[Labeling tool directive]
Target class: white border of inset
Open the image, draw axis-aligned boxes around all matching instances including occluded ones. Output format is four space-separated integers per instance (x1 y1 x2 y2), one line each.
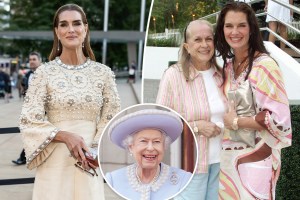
98 103 198 200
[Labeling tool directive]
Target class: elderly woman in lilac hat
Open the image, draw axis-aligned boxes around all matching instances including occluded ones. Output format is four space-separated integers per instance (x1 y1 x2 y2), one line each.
105 108 192 200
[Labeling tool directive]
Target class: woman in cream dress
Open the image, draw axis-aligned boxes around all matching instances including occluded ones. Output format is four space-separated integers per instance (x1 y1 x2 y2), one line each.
19 4 120 200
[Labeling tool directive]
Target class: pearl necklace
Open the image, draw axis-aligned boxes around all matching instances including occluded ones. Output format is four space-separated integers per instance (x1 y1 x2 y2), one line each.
55 57 90 70
135 165 160 185
127 163 170 200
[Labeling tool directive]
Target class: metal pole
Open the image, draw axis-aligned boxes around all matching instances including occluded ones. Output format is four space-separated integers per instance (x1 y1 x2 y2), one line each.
137 0 146 80
139 0 146 43
102 0 109 65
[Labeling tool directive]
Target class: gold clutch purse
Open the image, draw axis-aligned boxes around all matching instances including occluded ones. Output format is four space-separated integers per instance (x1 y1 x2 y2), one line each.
227 80 256 147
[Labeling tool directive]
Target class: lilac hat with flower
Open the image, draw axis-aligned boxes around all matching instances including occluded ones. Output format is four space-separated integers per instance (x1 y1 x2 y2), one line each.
108 109 183 149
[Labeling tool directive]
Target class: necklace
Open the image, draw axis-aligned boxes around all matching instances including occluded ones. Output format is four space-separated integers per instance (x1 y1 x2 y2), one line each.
55 57 90 70
127 163 170 200
233 56 249 79
234 56 248 70
135 165 160 185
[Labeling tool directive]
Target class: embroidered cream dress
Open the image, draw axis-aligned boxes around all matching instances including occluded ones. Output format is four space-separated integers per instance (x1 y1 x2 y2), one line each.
19 57 120 200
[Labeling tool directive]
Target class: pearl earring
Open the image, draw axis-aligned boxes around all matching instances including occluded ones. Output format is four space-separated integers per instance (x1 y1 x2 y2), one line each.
82 42 84 48
57 40 60 51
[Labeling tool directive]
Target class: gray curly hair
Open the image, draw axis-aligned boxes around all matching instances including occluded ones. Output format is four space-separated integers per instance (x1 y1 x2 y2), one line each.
122 131 172 151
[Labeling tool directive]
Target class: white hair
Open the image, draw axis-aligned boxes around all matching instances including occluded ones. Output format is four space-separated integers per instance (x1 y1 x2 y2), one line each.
122 131 172 151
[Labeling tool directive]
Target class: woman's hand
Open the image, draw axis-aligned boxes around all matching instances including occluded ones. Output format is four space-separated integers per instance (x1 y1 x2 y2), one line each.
224 100 238 130
87 158 99 168
195 120 222 138
54 131 89 168
85 149 99 168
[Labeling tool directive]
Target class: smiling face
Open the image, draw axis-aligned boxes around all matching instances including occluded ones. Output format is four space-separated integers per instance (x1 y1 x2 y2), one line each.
55 10 87 51
129 129 165 170
223 11 250 53
184 21 214 68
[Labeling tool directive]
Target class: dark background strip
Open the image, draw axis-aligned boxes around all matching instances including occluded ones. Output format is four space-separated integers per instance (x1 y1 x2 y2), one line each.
0 178 34 185
0 127 20 134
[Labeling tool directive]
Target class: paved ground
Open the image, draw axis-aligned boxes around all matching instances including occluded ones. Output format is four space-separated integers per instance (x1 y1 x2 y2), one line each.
0 78 140 200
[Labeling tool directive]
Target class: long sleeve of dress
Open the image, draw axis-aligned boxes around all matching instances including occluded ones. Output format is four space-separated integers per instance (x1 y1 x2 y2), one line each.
93 68 121 148
156 68 175 109
249 58 292 149
19 66 59 170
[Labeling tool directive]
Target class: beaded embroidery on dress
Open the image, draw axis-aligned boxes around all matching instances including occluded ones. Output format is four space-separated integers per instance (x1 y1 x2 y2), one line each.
19 58 120 200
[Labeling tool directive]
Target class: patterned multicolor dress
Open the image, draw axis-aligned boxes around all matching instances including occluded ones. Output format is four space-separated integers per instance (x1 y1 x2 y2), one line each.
219 54 292 200
19 57 120 200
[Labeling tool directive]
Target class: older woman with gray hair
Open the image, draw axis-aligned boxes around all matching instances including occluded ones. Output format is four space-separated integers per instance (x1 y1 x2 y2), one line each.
105 108 192 200
157 19 226 199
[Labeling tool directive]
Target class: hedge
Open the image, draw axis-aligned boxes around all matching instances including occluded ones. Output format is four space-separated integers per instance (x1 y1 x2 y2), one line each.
276 105 300 199
146 37 179 47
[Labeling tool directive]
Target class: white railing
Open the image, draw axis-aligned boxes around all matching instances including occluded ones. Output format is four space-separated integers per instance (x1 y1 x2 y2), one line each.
148 0 300 55
288 21 300 34
262 0 300 55
148 28 182 44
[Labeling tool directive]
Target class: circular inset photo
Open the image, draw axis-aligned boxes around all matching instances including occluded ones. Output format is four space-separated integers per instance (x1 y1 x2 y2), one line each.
98 103 198 200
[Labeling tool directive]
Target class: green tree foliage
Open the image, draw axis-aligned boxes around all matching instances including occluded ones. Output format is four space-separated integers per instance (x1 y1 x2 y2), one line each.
105 0 151 68
0 8 10 30
1 0 151 68
149 0 218 34
109 0 142 30
8 0 104 30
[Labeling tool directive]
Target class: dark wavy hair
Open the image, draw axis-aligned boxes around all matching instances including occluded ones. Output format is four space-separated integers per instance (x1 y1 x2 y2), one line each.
48 4 95 61
214 1 268 82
